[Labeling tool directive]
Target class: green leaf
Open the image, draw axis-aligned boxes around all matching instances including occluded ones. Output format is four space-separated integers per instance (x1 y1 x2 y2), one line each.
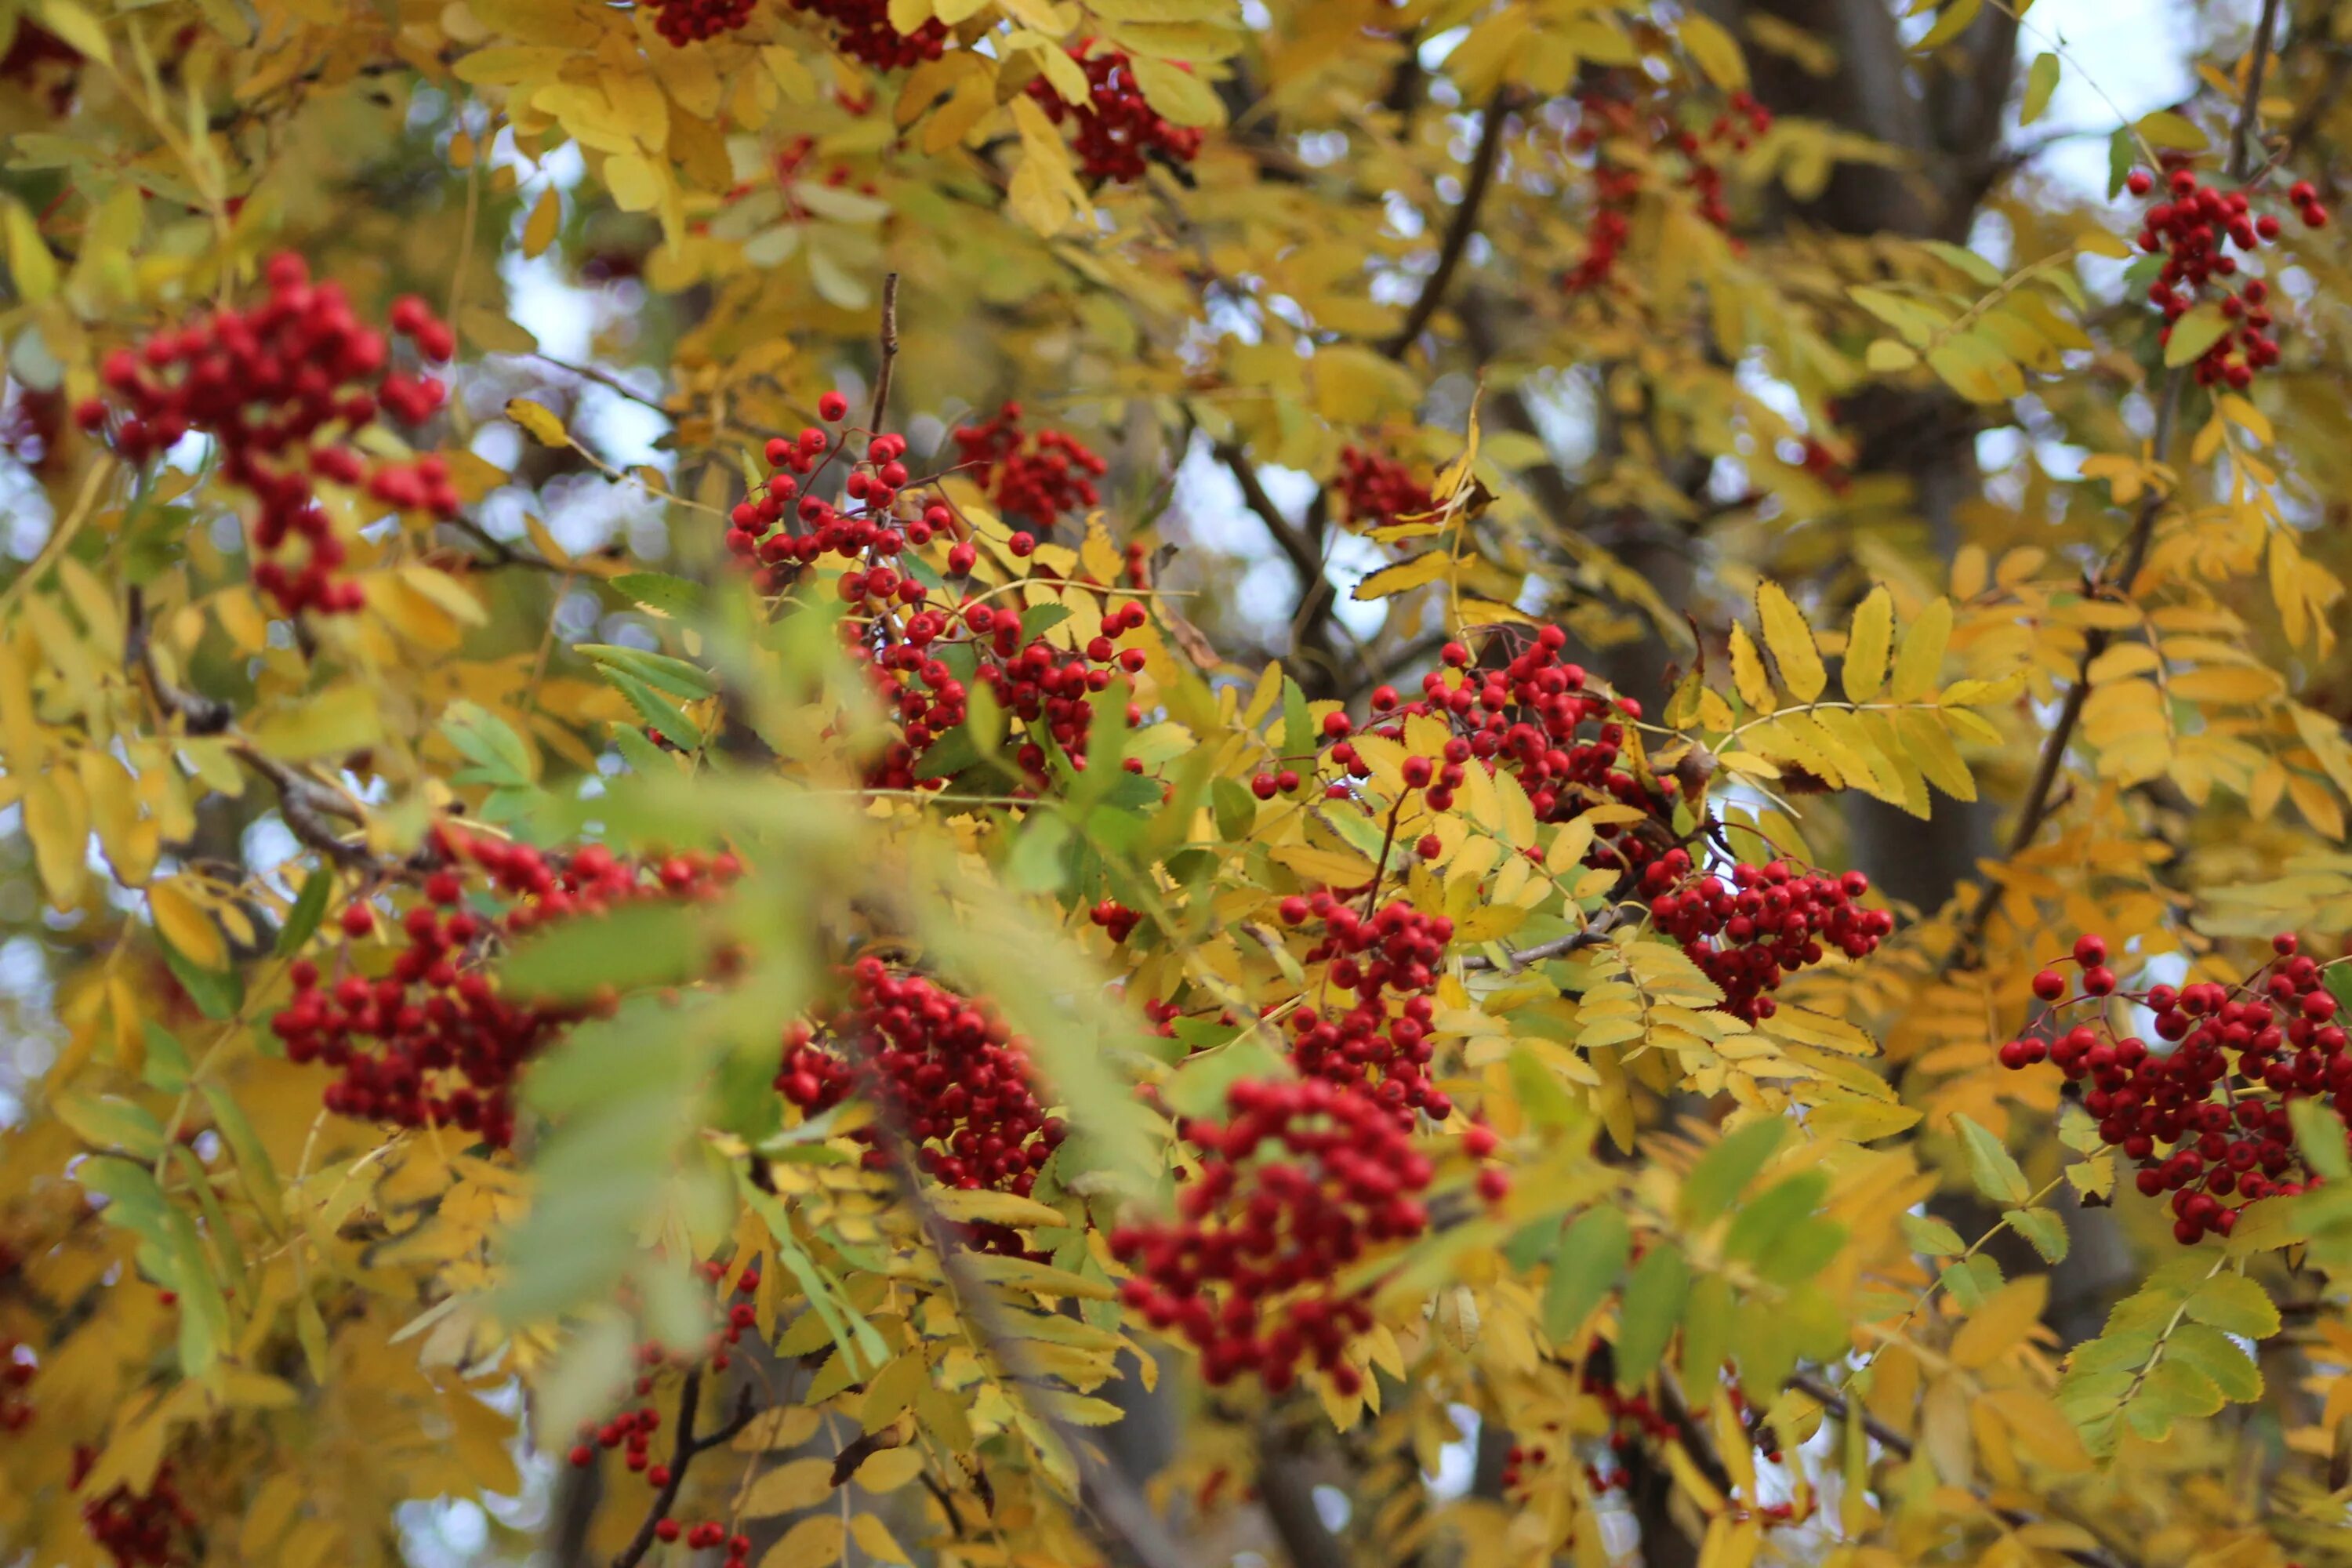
1161 1036 1283 1120
140 1022 191 1094
2163 303 2231 368
2107 126 2136 200
2183 1272 2279 1339
1900 1212 1965 1255
158 929 241 1020
275 865 336 956
2005 1206 2069 1263
1541 1207 1630 1344
2166 1322 2262 1403
1953 1112 2031 1205
606 671 702 752
2291 1095 2351 1180
1753 1217 1848 1287
53 1093 166 1160
912 725 983 784
1680 1118 1786 1225
502 899 712 1002
1005 812 1073 893
1613 1244 1690 1389
2020 51 2060 126
1211 778 1255 840
580 643 719 701
1726 1171 1828 1263
612 572 706 619
441 701 535 788
1280 677 1312 756
201 1083 284 1229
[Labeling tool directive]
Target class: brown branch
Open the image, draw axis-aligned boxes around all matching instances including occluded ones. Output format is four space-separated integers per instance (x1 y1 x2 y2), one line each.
448 515 564 574
527 354 673 418
869 272 901 434
1214 441 1351 695
1254 1417 1355 1568
2255 45 2352 186
1951 368 2184 966
1381 90 1511 359
2230 0 2287 180
1460 905 1627 972
611 1372 757 1568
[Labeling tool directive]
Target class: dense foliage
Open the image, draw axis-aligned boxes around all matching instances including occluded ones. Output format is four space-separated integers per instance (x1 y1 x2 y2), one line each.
4 1 2352 1566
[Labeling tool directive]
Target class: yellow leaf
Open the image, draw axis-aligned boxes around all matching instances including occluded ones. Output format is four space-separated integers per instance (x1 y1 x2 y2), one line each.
1727 622 1774 712
1679 13 1747 89
151 878 227 971
25 771 88 908
1842 586 1893 703
848 1515 910 1565
3 200 57 303
928 1189 1066 1229
38 0 110 63
603 152 664 213
1950 1276 2048 1370
1755 582 1825 702
506 398 572 448
757 1515 844 1568
1128 56 1225 128
1352 550 1452 602
855 1448 924 1492
742 1457 834 1516
2164 303 2230 368
1892 597 1951 703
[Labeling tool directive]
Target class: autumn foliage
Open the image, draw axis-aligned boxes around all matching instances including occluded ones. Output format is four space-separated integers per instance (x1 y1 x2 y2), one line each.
9 2 2352 1568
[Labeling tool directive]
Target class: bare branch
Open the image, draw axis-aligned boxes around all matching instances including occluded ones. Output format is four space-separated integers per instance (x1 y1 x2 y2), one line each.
2231 0 2287 180
1460 905 1628 973
611 1374 758 1568
869 272 902 434
1383 90 1511 359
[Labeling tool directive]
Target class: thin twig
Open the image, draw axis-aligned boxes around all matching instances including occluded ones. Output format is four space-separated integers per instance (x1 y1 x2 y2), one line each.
2230 0 2286 181
1214 441 1351 695
869 273 901 434
612 1372 759 1568
528 354 673 416
1460 906 1627 972
448 515 564 574
1383 90 1512 359
1951 368 2183 966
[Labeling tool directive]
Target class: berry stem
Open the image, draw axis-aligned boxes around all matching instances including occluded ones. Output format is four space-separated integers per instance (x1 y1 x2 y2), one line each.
610 1372 757 1568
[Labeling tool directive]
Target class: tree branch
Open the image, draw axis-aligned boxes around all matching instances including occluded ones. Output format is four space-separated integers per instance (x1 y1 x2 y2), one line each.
1950 368 2183 965
610 1372 757 1568
1215 441 1352 696
869 272 901 434
1460 905 1627 972
1382 90 1511 359
2231 0 2288 180
1254 1417 1354 1568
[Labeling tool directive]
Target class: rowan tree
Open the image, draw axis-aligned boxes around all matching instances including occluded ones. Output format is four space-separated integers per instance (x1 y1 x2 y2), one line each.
4 0 2352 1566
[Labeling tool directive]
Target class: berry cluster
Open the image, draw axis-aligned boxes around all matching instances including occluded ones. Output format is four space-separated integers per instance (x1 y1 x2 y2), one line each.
644 0 754 46
0 1341 31 1432
787 0 947 68
1025 46 1203 185
776 960 1065 1250
1562 82 1769 292
1332 445 1435 531
2125 163 2325 388
1110 1077 1439 1392
869 598 1150 793
273 829 742 1147
1272 895 1465 1126
951 401 1108 535
565 1265 757 1568
724 393 949 590
1998 933 2346 1243
73 1450 196 1568
76 253 456 615
1643 851 1888 1023
0 21 79 115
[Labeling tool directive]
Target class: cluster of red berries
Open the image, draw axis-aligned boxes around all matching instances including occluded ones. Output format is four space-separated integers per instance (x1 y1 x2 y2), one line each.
0 1341 32 1432
1110 1077 1441 1392
726 394 959 591
566 1267 757 1567
1352 630 1671 837
643 0 753 45
1090 899 1143 942
0 21 79 114
1562 82 1768 292
76 253 456 615
1642 851 1888 1023
951 402 1108 535
1025 46 1203 184
1795 436 1851 495
1332 445 1435 531
2125 163 2325 388
1272 895 1474 1127
274 829 742 1147
775 960 1066 1250
788 0 947 67
1998 933 2347 1243
73 1450 196 1568
867 598 1150 793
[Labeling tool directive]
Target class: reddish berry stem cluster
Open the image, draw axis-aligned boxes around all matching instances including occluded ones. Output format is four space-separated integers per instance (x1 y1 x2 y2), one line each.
1272 895 1462 1125
73 1450 196 1568
2126 162 2325 388
1111 1078 1437 1392
1562 81 1769 292
952 401 1107 535
1025 46 1203 184
1997 932 2346 1243
76 253 456 615
1332 446 1435 531
274 829 742 1146
776 959 1066 1252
